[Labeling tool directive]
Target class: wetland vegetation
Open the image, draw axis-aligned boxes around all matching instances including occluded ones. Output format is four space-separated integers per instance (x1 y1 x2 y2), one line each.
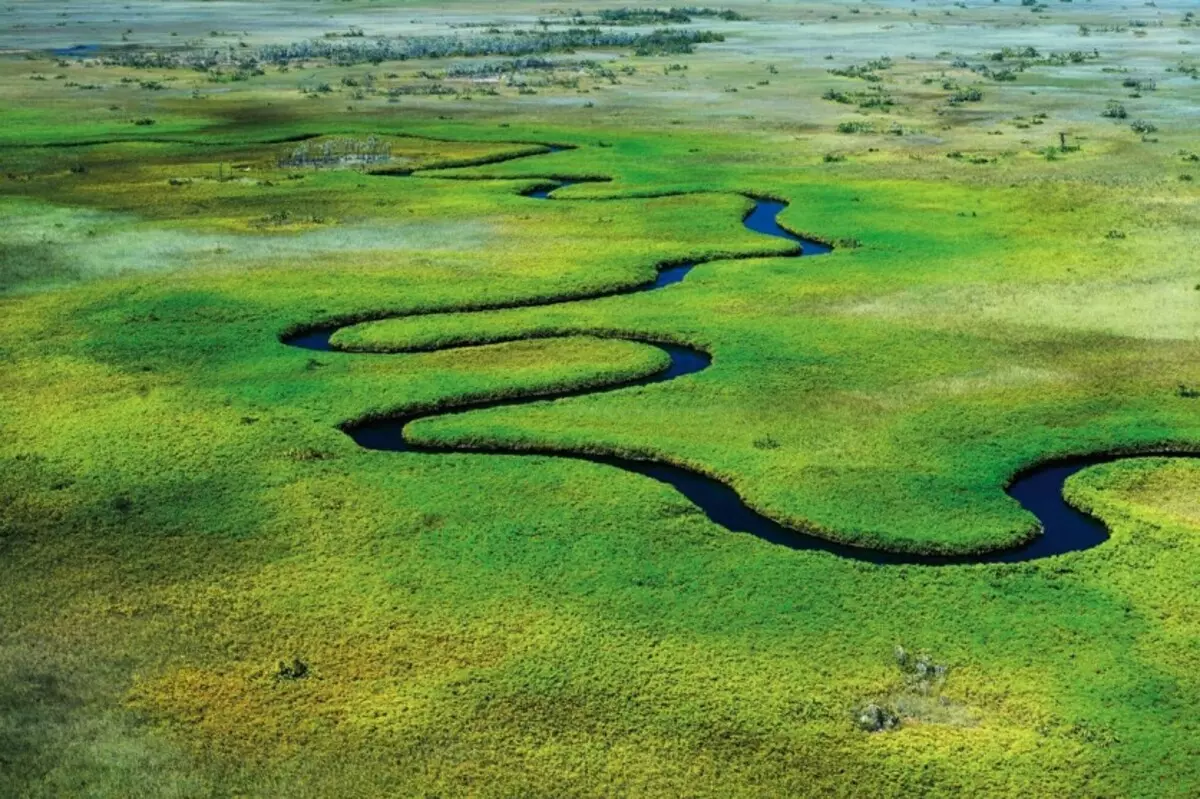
2 1 1199 796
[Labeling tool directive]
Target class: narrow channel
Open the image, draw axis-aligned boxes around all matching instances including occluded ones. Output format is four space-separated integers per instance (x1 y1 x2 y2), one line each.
283 141 1195 564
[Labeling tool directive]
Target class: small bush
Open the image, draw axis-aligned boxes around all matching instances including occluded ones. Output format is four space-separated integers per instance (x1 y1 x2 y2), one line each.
1101 100 1127 119
855 703 900 732
836 121 874 134
949 87 983 103
254 210 326 227
287 447 333 462
895 645 948 695
276 657 309 680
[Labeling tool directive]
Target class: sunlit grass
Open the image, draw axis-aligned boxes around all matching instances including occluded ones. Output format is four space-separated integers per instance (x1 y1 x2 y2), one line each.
3 2 1200 795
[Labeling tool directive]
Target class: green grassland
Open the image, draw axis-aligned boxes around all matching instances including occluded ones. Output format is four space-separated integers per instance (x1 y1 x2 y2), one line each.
2 1 1200 796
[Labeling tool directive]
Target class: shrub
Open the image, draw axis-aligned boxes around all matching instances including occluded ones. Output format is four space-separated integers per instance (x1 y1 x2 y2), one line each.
895 645 948 695
1122 76 1156 91
836 120 874 134
1101 100 1127 119
1130 119 1157 134
855 703 900 732
949 87 983 103
287 447 333 461
276 657 309 680
827 58 892 82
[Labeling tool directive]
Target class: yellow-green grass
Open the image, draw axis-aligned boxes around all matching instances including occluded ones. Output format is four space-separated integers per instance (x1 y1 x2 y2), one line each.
3 3 1200 795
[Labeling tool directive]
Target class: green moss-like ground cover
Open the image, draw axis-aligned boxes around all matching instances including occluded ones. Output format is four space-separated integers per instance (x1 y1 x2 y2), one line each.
3 2 1200 795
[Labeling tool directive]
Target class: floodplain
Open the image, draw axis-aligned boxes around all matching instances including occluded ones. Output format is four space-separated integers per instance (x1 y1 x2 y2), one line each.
2 1 1199 796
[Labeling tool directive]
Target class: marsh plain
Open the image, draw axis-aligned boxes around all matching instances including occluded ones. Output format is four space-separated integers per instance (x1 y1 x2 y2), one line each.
2 1 1199 796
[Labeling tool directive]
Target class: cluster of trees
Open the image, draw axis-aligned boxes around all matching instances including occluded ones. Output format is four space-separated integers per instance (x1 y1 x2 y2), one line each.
632 28 724 55
822 59 898 112
1102 100 1127 118
822 87 894 110
836 120 874 134
949 47 1099 83
98 49 231 70
445 56 560 78
385 83 465 97
91 27 722 71
443 57 626 83
1100 100 1159 133
953 59 1019 82
558 6 748 25
256 28 722 66
279 136 392 168
827 58 893 83
948 87 983 104
1122 76 1156 95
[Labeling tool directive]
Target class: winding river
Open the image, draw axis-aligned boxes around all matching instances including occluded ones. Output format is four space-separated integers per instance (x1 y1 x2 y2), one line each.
283 142 1191 565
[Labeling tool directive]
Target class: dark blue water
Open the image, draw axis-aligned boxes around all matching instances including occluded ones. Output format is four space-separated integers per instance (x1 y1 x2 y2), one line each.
51 44 100 57
283 142 1193 564
1002 458 1115 561
524 183 570 200
285 328 337 351
522 183 826 290
742 197 833 256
